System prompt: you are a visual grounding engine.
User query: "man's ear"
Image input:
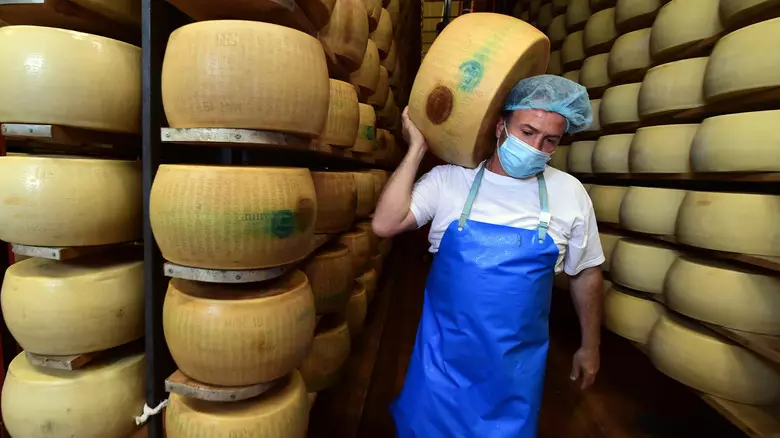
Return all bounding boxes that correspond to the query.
[495,117,505,140]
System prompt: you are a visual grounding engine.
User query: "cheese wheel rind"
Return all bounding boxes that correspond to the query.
[649,0,723,62]
[604,286,665,344]
[340,229,371,273]
[719,0,780,29]
[356,267,378,303]
[579,53,611,91]
[592,133,632,174]
[320,0,370,71]
[610,239,679,294]
[370,8,393,56]
[311,171,358,233]
[599,83,640,127]
[561,30,586,68]
[350,40,381,98]
[566,0,592,31]
[599,231,622,271]
[562,69,580,83]
[638,57,708,119]
[629,124,697,173]
[302,245,353,314]
[618,186,687,235]
[691,110,780,172]
[547,14,568,47]
[567,140,596,173]
[368,66,390,108]
[549,145,570,172]
[353,104,377,153]
[608,28,652,81]
[353,172,376,217]
[298,317,351,392]
[346,282,369,335]
[615,0,661,33]
[547,50,563,75]
[583,7,617,54]
[589,185,628,223]
[320,80,360,147]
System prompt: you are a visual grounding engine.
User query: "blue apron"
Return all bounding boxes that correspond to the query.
[390,165,559,438]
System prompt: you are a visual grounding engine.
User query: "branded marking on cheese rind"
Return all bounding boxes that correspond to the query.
[426,86,454,124]
[458,60,485,92]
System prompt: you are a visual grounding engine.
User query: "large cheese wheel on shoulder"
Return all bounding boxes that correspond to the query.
[353,103,377,153]
[666,257,780,334]
[163,270,316,386]
[719,0,780,29]
[599,83,641,127]
[0,156,141,246]
[610,238,679,294]
[599,231,623,271]
[547,50,563,75]
[166,371,309,438]
[311,171,357,233]
[538,3,554,29]
[352,172,376,217]
[562,30,586,69]
[381,40,397,74]
[1,255,143,355]
[320,79,360,148]
[619,187,686,235]
[580,53,611,93]
[566,0,592,31]
[0,26,140,134]
[368,66,390,108]
[408,13,549,168]
[320,0,370,72]
[592,133,632,173]
[604,286,665,344]
[162,21,329,136]
[339,229,370,273]
[650,0,723,63]
[346,282,368,335]
[547,14,568,48]
[676,191,780,257]
[549,145,570,171]
[691,110,780,172]
[615,0,661,33]
[562,69,580,83]
[567,140,596,173]
[298,315,351,392]
[364,0,382,31]
[703,18,780,102]
[638,57,708,119]
[583,7,617,55]
[356,267,378,302]
[350,40,381,98]
[589,185,628,223]
[370,8,392,57]
[584,99,601,132]
[629,124,697,173]
[608,28,652,82]
[150,165,316,269]
[649,314,780,405]
[2,352,145,438]
[302,244,353,314]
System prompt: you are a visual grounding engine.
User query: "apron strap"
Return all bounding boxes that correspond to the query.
[458,165,487,229]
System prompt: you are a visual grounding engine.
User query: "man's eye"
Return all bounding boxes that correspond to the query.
[522,131,533,136]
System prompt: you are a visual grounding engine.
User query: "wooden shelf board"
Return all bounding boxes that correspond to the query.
[165,370,278,402]
[165,0,316,36]
[25,350,101,371]
[2,123,140,156]
[11,241,140,261]
[701,323,780,368]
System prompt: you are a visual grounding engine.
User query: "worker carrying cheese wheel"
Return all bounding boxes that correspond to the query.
[372,74,605,438]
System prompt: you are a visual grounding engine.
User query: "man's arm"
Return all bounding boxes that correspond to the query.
[568,265,603,389]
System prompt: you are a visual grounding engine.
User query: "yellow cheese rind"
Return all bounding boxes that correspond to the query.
[166,371,309,438]
[0,156,141,246]
[408,13,549,168]
[650,0,723,62]
[610,239,679,294]
[320,0,370,71]
[604,286,665,344]
[592,133,632,174]
[583,7,617,54]
[538,3,553,29]
[0,26,141,134]
[356,268,378,303]
[589,185,628,223]
[353,172,376,218]
[320,79,360,148]
[311,171,357,233]
[364,0,382,30]
[562,69,580,83]
[350,40,381,97]
[370,8,393,57]
[150,165,317,269]
[368,169,389,202]
[580,53,610,92]
[566,0,592,31]
[2,352,145,438]
[368,67,390,108]
[355,221,379,255]
[704,18,780,102]
[371,252,384,277]
[346,282,369,335]
[298,316,351,392]
[629,124,697,173]
[162,21,329,136]
[302,244,353,314]
[549,145,570,172]
[554,0,570,13]
[638,57,708,119]
[619,187,687,235]
[387,0,399,27]
[567,140,596,173]
[547,14,568,48]
[353,104,377,153]
[599,231,622,271]
[163,270,316,386]
[599,83,641,126]
[1,255,143,355]
[339,229,371,273]
[615,0,661,33]
[719,0,780,29]
[561,30,586,68]
[547,50,563,75]
[676,191,780,257]
[608,28,652,81]
[649,314,780,405]
[584,99,601,132]
[381,40,397,73]
[691,110,780,172]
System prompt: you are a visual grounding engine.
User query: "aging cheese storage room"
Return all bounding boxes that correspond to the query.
[0,0,778,437]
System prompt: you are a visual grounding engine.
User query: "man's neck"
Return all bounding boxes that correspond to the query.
[485,153,510,177]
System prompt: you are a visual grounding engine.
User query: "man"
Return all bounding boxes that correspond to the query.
[372,74,605,437]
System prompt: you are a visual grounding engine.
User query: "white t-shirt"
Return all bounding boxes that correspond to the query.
[410,163,605,275]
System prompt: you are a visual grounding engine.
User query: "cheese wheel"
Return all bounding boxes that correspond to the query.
[355,221,379,255]
[567,140,596,173]
[298,0,335,30]
[71,0,142,26]
[308,391,318,409]
[0,156,141,246]
[619,187,687,235]
[302,244,353,314]
[1,255,143,356]
[599,83,641,127]
[629,124,697,173]
[364,0,382,31]
[584,99,601,132]
[356,267,378,303]
[368,169,389,201]
[351,40,380,98]
[320,0,370,72]
[386,0,399,27]
[548,14,568,48]
[638,57,708,119]
[339,229,371,273]
[2,352,145,438]
[298,315,351,392]
[162,21,329,136]
[164,270,316,386]
[561,30,586,68]
[667,257,780,334]
[549,145,570,171]
[0,26,140,134]
[530,0,542,18]
[590,0,617,11]
[650,0,723,62]
[608,28,652,82]
[703,18,780,102]
[610,239,679,294]
[408,13,549,168]
[311,171,357,233]
[562,69,580,83]
[719,0,780,29]
[553,0,570,12]
[592,133,632,173]
[589,185,628,223]
[346,282,369,335]
[150,165,316,269]
[538,3,554,29]
[381,40,397,73]
[566,0,592,31]
[370,252,383,277]
[676,191,780,257]
[583,183,593,192]
[547,50,564,75]
[166,371,309,438]
[368,67,390,108]
[691,110,780,172]
[320,80,360,148]
[615,0,661,33]
[583,8,617,55]
[599,231,622,271]
[353,172,376,218]
[370,9,392,57]
[353,104,377,153]
[649,314,780,405]
[604,286,666,344]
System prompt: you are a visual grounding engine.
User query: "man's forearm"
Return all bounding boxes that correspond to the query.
[569,266,603,350]
[372,144,426,236]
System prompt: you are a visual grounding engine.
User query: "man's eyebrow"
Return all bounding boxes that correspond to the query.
[517,123,561,140]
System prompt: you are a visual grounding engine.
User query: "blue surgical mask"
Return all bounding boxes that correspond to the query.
[496,126,551,178]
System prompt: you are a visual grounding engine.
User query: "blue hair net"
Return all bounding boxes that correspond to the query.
[503,74,593,134]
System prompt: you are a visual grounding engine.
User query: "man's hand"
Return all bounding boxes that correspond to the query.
[401,106,427,154]
[570,346,600,390]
